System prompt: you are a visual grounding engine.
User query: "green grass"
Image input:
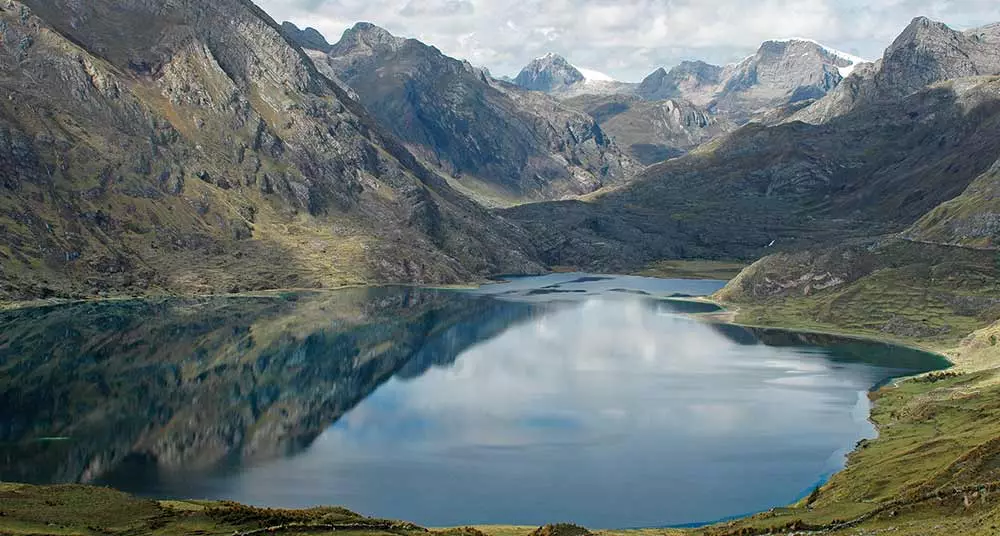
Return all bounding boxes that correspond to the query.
[0,483,432,536]
[633,260,748,281]
[691,369,1000,536]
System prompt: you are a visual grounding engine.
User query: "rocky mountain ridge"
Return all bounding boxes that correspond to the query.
[517,39,867,164]
[504,36,1000,271]
[636,39,866,123]
[792,17,1000,123]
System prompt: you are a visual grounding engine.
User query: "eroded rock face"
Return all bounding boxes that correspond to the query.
[307,24,637,202]
[280,21,332,53]
[637,61,724,104]
[0,0,543,300]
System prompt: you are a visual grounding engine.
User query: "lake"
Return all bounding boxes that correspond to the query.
[0,275,949,528]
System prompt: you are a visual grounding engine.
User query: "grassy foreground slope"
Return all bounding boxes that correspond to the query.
[708,164,1000,533]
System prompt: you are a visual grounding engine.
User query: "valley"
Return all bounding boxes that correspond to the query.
[1,0,1000,534]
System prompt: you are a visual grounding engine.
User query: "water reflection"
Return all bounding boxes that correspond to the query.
[0,279,948,528]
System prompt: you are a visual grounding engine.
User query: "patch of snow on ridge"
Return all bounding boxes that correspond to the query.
[769,37,870,77]
[578,67,615,83]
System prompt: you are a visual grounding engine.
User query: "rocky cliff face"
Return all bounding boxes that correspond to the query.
[306,24,637,204]
[0,0,543,301]
[794,17,1000,123]
[563,94,736,165]
[714,39,858,119]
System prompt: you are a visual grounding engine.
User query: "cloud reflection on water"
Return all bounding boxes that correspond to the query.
[219,297,914,527]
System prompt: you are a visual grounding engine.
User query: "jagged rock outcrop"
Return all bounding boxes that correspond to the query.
[563,94,736,164]
[0,0,544,301]
[636,61,724,104]
[303,24,637,204]
[794,17,1000,123]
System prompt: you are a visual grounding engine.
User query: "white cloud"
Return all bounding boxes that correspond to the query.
[259,0,1000,81]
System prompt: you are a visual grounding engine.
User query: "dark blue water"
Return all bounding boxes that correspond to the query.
[0,275,948,528]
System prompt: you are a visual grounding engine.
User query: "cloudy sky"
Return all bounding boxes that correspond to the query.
[258,0,1000,81]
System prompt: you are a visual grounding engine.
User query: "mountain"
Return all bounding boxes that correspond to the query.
[793,17,1000,123]
[636,40,867,123]
[563,94,736,165]
[280,21,332,53]
[515,53,585,93]
[0,0,544,302]
[504,52,1000,270]
[300,24,637,204]
[513,53,636,98]
[636,61,725,104]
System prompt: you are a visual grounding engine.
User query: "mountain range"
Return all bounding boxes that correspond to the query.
[287,22,637,205]
[508,40,867,162]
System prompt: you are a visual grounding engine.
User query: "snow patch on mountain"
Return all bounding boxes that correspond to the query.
[770,37,871,77]
[578,67,615,83]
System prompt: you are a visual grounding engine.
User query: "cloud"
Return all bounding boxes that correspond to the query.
[398,0,475,17]
[257,0,1000,81]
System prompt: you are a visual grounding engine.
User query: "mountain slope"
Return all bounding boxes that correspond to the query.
[303,25,637,204]
[563,94,736,165]
[905,156,1000,249]
[504,74,1000,270]
[515,53,585,93]
[0,0,547,302]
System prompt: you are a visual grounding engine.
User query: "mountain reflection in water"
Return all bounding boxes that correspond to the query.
[0,278,948,527]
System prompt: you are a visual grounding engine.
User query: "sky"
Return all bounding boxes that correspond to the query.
[258,0,1000,82]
